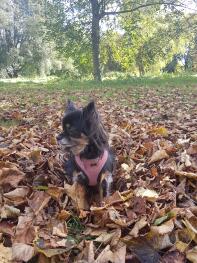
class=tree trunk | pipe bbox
[90,0,101,81]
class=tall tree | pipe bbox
[46,0,196,81]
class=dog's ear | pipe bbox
[83,101,96,118]
[65,100,76,113]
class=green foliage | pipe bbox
[0,0,197,79]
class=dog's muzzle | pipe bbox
[56,133,74,148]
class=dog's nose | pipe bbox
[56,133,64,141]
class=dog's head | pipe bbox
[57,100,108,155]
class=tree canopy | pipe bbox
[0,0,197,79]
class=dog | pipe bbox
[57,100,115,207]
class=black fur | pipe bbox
[57,100,115,203]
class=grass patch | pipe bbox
[67,216,85,236]
[1,74,197,92]
[0,119,21,128]
[0,74,196,109]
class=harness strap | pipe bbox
[75,150,108,186]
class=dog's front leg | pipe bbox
[99,171,113,203]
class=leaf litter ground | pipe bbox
[0,84,197,263]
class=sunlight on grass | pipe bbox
[0,76,57,83]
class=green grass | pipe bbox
[0,74,197,92]
[0,74,196,109]
[0,119,21,128]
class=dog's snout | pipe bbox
[56,133,64,141]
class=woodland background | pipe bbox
[1,0,197,81]
[0,1,197,263]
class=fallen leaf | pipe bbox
[134,187,159,202]
[121,163,131,172]
[175,241,189,252]
[186,246,197,263]
[113,245,126,263]
[151,219,174,235]
[151,126,169,137]
[3,187,29,205]
[149,149,169,164]
[28,191,51,215]
[12,243,35,262]
[105,191,125,205]
[30,148,42,163]
[0,244,12,262]
[37,248,69,257]
[95,230,117,245]
[129,216,148,237]
[125,237,161,263]
[0,166,25,187]
[1,204,20,218]
[52,222,67,238]
[95,245,114,263]
[175,171,197,179]
[57,210,71,220]
[64,182,89,210]
[154,211,176,226]
[181,150,192,167]
[14,215,35,244]
[0,221,14,236]
[108,207,128,227]
[46,186,65,200]
[187,143,197,155]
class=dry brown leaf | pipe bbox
[37,248,69,257]
[186,246,197,263]
[183,218,197,235]
[95,245,114,263]
[77,241,95,263]
[108,207,128,227]
[0,204,20,218]
[181,151,192,167]
[0,166,25,187]
[150,126,169,137]
[28,191,51,215]
[52,222,67,238]
[64,182,89,210]
[129,216,148,237]
[95,231,117,244]
[149,149,169,164]
[111,228,121,247]
[29,148,42,163]
[12,243,35,262]
[121,163,132,173]
[0,243,12,263]
[15,215,36,244]
[175,171,197,179]
[3,187,29,205]
[151,219,174,235]
[187,143,197,155]
[46,186,65,200]
[112,245,126,263]
[57,210,71,220]
[175,241,189,252]
[105,191,124,205]
[0,221,14,236]
[134,187,159,202]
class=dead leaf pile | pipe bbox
[0,87,196,262]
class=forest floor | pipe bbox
[0,76,197,262]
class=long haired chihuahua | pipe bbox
[57,100,114,208]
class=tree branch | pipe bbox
[103,1,195,16]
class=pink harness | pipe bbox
[75,150,108,186]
